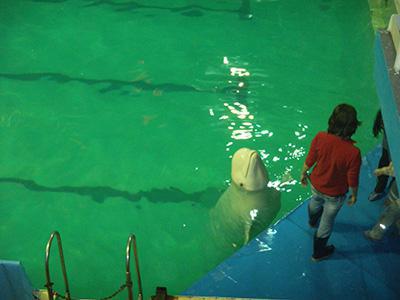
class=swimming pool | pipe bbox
[0,0,379,298]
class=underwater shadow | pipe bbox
[0,72,247,98]
[83,0,251,19]
[31,0,67,2]
[0,72,209,95]
[0,177,221,208]
[31,0,252,19]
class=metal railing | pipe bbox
[43,231,143,300]
[45,231,71,300]
[125,234,143,300]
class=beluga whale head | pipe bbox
[210,147,280,248]
[231,148,269,192]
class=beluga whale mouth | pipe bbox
[231,148,269,192]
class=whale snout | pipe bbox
[231,148,269,192]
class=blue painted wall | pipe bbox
[374,32,400,191]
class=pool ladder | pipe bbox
[44,231,143,300]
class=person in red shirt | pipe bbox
[300,103,361,262]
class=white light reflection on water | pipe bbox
[250,209,259,220]
[222,101,275,144]
[220,59,264,144]
[215,103,309,196]
[209,57,310,199]
[223,101,250,140]
[230,67,250,77]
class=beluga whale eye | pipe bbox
[240,183,244,187]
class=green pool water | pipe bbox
[0,0,380,298]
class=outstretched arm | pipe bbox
[300,163,311,186]
[301,134,319,187]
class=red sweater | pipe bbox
[305,132,361,197]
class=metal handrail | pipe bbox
[45,231,71,300]
[125,234,143,300]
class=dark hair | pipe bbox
[372,109,384,137]
[328,103,361,139]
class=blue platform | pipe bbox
[183,146,400,300]
[0,260,34,300]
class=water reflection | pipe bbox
[208,56,310,202]
[214,57,265,145]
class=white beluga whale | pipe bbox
[210,148,281,248]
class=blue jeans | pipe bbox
[308,186,346,238]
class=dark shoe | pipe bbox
[308,207,323,228]
[312,234,335,262]
[364,230,382,242]
[368,192,384,202]
[312,245,335,262]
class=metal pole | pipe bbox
[45,231,71,300]
[126,234,143,300]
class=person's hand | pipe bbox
[300,172,309,187]
[347,195,357,206]
[374,162,394,177]
[374,167,386,176]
